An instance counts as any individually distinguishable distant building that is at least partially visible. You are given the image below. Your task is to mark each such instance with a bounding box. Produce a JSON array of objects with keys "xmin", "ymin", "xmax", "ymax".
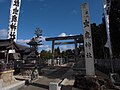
[{"xmin": 0, "ymin": 39, "xmax": 32, "ymax": 62}]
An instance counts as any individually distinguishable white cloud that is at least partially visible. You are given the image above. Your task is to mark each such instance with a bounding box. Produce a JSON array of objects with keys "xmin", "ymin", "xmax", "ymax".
[
  {"xmin": 38, "ymin": 44, "xmax": 74, "ymax": 52},
  {"xmin": 60, "ymin": 45, "xmax": 67, "ymax": 51},
  {"xmin": 0, "ymin": 29, "xmax": 8, "ymax": 39},
  {"xmin": 58, "ymin": 33, "xmax": 73, "ymax": 37},
  {"xmin": 39, "ymin": 44, "xmax": 51, "ymax": 51},
  {"xmin": 33, "ymin": 36, "xmax": 46, "ymax": 42},
  {"xmin": 59, "ymin": 33, "xmax": 67, "ymax": 37},
  {"xmin": 16, "ymin": 39, "xmax": 30, "ymax": 45},
  {"xmin": 60, "ymin": 45, "xmax": 74, "ymax": 51},
  {"xmin": 69, "ymin": 34, "xmax": 73, "ymax": 36},
  {"xmin": 16, "ymin": 35, "xmax": 75, "ymax": 52},
  {"xmin": 40, "ymin": 36, "xmax": 46, "ymax": 41},
  {"xmin": 16, "ymin": 36, "xmax": 48, "ymax": 50},
  {"xmin": 57, "ymin": 33, "xmax": 75, "ymax": 51}
]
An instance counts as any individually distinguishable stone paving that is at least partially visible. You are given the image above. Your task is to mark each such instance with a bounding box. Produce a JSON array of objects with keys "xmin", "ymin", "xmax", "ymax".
[
  {"xmin": 18, "ymin": 66, "xmax": 73, "ymax": 90},
  {"xmin": 17, "ymin": 64, "xmax": 112, "ymax": 90}
]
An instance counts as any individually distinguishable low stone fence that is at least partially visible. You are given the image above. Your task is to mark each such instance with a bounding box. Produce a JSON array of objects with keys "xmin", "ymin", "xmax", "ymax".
[{"xmin": 95, "ymin": 59, "xmax": 120, "ymax": 73}]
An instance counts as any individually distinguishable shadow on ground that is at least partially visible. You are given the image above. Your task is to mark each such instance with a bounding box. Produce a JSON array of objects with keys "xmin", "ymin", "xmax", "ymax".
[
  {"xmin": 29, "ymin": 83, "xmax": 49, "ymax": 89},
  {"xmin": 61, "ymin": 85, "xmax": 73, "ymax": 90},
  {"xmin": 44, "ymin": 67, "xmax": 70, "ymax": 79}
]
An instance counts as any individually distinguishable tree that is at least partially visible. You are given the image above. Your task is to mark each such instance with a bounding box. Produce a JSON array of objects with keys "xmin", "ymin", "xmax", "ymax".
[
  {"xmin": 109, "ymin": 0, "xmax": 120, "ymax": 58},
  {"xmin": 27, "ymin": 28, "xmax": 43, "ymax": 50},
  {"xmin": 40, "ymin": 50, "xmax": 52, "ymax": 59},
  {"xmin": 91, "ymin": 17, "xmax": 107, "ymax": 59},
  {"xmin": 54, "ymin": 47, "xmax": 61, "ymax": 58}
]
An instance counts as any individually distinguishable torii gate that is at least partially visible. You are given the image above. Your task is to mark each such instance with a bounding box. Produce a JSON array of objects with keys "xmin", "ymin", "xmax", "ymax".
[{"xmin": 45, "ymin": 34, "xmax": 83, "ymax": 63}]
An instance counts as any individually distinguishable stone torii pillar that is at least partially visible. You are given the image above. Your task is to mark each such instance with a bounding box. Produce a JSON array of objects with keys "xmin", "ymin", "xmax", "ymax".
[
  {"xmin": 52, "ymin": 40, "xmax": 55, "ymax": 65},
  {"xmin": 74, "ymin": 39, "xmax": 78, "ymax": 61}
]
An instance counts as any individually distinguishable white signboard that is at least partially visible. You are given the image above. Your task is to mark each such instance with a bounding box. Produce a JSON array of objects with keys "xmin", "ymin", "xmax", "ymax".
[
  {"xmin": 81, "ymin": 3, "xmax": 95, "ymax": 75},
  {"xmin": 8, "ymin": 0, "xmax": 21, "ymax": 42}
]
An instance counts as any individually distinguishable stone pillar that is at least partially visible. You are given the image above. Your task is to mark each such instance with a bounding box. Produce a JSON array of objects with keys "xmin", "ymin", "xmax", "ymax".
[
  {"xmin": 81, "ymin": 3, "xmax": 95, "ymax": 75},
  {"xmin": 52, "ymin": 40, "xmax": 55, "ymax": 65},
  {"xmin": 74, "ymin": 39, "xmax": 78, "ymax": 61}
]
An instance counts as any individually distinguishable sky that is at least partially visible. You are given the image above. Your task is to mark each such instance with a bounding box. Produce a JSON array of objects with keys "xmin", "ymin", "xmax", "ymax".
[{"xmin": 0, "ymin": 0, "xmax": 104, "ymax": 52}]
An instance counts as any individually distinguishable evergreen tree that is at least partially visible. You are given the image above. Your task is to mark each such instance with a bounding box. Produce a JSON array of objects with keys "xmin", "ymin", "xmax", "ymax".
[
  {"xmin": 110, "ymin": 0, "xmax": 120, "ymax": 58},
  {"xmin": 91, "ymin": 17, "xmax": 107, "ymax": 59}
]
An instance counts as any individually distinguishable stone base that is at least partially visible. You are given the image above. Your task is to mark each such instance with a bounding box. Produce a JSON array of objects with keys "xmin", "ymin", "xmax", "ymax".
[
  {"xmin": 49, "ymin": 82, "xmax": 61, "ymax": 90},
  {"xmin": 0, "ymin": 70, "xmax": 16, "ymax": 87},
  {"xmin": 73, "ymin": 75, "xmax": 120, "ymax": 90},
  {"xmin": 2, "ymin": 81, "xmax": 25, "ymax": 90}
]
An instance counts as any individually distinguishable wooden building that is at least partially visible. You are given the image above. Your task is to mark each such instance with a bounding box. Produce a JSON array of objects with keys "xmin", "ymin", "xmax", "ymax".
[{"xmin": 0, "ymin": 39, "xmax": 31, "ymax": 63}]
